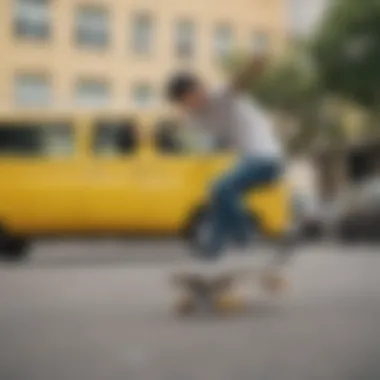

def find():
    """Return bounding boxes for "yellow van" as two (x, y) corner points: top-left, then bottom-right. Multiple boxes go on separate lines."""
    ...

(0, 111), (290, 260)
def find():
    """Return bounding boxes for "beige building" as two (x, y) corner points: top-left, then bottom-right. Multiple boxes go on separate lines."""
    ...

(0, 0), (288, 111)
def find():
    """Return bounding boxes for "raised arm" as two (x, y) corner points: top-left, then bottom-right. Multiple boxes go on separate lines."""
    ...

(231, 54), (269, 92)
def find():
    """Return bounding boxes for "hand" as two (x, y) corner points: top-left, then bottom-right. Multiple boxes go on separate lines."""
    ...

(233, 54), (270, 90)
(249, 55), (269, 77)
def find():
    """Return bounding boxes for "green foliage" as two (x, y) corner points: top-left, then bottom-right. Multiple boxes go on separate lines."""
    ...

(247, 50), (328, 153)
(223, 48), (321, 113)
(312, 0), (380, 108)
(252, 52), (321, 113)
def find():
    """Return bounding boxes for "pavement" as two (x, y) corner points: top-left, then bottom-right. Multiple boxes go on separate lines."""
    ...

(0, 241), (380, 380)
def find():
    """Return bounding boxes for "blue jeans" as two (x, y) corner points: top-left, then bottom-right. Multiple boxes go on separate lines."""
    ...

(203, 157), (282, 260)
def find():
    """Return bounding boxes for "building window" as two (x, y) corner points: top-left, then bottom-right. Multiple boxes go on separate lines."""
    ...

(251, 31), (269, 54)
(75, 79), (110, 107)
(175, 20), (195, 59)
(132, 13), (154, 55)
(0, 122), (74, 157)
(93, 120), (138, 156)
(213, 23), (233, 60)
(131, 84), (155, 108)
(75, 6), (109, 49)
(14, 73), (51, 107)
(13, 0), (51, 40)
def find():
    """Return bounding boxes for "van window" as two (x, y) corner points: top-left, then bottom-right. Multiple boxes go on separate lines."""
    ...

(93, 120), (138, 156)
(0, 122), (74, 157)
(154, 120), (231, 155)
(154, 121), (186, 155)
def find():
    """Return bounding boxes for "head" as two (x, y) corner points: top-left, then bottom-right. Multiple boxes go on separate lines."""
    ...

(166, 72), (208, 112)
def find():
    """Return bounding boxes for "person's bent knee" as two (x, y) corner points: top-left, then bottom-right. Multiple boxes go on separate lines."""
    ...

(211, 180), (235, 207)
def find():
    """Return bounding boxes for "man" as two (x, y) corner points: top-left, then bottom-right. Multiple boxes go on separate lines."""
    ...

(166, 57), (284, 260)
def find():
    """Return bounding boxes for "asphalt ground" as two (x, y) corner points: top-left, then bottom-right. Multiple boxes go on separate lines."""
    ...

(0, 241), (379, 380)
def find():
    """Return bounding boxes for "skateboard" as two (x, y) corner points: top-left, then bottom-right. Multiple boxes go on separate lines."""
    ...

(172, 222), (296, 315)
(171, 268), (289, 315)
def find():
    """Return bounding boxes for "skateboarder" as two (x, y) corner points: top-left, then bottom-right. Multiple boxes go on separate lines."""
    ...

(166, 56), (285, 260)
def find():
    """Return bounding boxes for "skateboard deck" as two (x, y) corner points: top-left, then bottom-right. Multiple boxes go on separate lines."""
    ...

(171, 268), (288, 315)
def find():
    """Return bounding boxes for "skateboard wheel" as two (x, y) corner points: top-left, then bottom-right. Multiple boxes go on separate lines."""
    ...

(260, 273), (289, 294)
(175, 295), (195, 315)
(214, 293), (247, 314)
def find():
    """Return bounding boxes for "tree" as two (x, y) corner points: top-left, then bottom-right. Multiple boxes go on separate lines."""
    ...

(312, 0), (380, 113)
(253, 51), (325, 152)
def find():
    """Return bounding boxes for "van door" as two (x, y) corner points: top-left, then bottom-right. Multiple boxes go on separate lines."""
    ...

(139, 120), (209, 233)
(0, 120), (86, 235)
(85, 119), (146, 232)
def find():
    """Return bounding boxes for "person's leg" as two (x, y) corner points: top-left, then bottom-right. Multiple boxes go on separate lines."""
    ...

(205, 158), (282, 259)
(226, 157), (282, 245)
(200, 173), (235, 259)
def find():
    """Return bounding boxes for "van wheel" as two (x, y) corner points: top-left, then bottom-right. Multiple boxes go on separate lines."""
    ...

(0, 236), (30, 262)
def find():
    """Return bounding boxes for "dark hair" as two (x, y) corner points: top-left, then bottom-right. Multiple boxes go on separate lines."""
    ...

(166, 72), (199, 102)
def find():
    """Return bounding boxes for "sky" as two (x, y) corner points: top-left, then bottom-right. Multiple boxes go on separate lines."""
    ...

(290, 0), (328, 36)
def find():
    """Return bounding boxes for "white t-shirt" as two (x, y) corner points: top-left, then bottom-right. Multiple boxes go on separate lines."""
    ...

(191, 87), (282, 158)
